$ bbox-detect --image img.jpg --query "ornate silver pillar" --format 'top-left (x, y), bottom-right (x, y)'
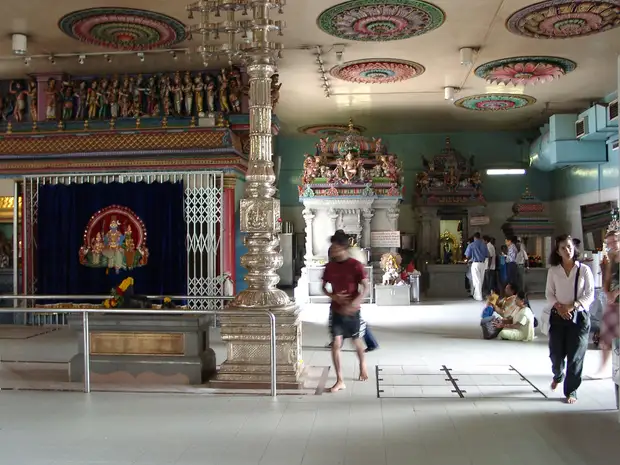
top-left (210, 1), bottom-right (302, 386)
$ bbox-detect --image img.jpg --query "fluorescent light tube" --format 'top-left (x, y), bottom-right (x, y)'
top-left (486, 169), bottom-right (526, 175)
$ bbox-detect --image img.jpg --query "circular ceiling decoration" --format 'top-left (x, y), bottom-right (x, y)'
top-left (298, 124), bottom-right (367, 136)
top-left (506, 0), bottom-right (620, 39)
top-left (474, 56), bottom-right (577, 86)
top-left (330, 59), bottom-right (425, 83)
top-left (316, 0), bottom-right (446, 42)
top-left (454, 94), bottom-right (537, 111)
top-left (58, 7), bottom-right (187, 51)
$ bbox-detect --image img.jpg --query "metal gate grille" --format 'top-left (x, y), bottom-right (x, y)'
top-left (22, 171), bottom-right (225, 324)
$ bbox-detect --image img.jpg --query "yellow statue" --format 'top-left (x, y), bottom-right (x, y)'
top-left (91, 232), bottom-right (104, 265)
top-left (103, 219), bottom-right (125, 273)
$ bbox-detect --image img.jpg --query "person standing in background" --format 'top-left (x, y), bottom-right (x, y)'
top-left (505, 236), bottom-right (519, 286)
top-left (516, 240), bottom-right (529, 291)
top-left (483, 235), bottom-right (496, 295)
top-left (465, 232), bottom-right (489, 301)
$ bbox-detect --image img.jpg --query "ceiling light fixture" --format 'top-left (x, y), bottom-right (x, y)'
top-left (12, 33), bottom-right (27, 55)
top-left (459, 47), bottom-right (475, 66)
top-left (23, 56), bottom-right (31, 66)
top-left (137, 52), bottom-right (145, 62)
top-left (104, 54), bottom-right (112, 63)
top-left (334, 44), bottom-right (345, 65)
top-left (486, 168), bottom-right (526, 176)
top-left (78, 54), bottom-right (86, 65)
top-left (170, 51), bottom-right (177, 60)
top-left (444, 86), bottom-right (456, 101)
top-left (314, 45), bottom-right (332, 98)
top-left (48, 55), bottom-right (56, 65)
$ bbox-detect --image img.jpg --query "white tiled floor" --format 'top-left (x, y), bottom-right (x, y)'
top-left (0, 298), bottom-right (618, 465)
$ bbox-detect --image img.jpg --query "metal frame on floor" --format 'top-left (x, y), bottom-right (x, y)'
top-left (375, 364), bottom-right (547, 399)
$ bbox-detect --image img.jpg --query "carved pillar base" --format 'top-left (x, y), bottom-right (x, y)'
top-left (213, 302), bottom-right (302, 387)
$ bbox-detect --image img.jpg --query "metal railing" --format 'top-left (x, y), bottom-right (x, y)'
top-left (0, 295), bottom-right (278, 397)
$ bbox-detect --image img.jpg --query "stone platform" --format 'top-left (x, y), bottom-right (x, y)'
top-left (68, 314), bottom-right (215, 385)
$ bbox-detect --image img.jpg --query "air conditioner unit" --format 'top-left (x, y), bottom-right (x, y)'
top-left (575, 117), bottom-right (588, 139)
top-left (608, 99), bottom-right (618, 122)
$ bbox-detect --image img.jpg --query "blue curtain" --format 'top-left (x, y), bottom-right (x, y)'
top-left (36, 182), bottom-right (186, 299)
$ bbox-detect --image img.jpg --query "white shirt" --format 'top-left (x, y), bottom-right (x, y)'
top-left (486, 243), bottom-right (496, 270)
top-left (516, 249), bottom-right (528, 266)
top-left (545, 261), bottom-right (595, 311)
top-left (512, 306), bottom-right (535, 341)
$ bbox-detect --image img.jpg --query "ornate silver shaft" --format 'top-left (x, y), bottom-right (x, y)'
top-left (233, 1), bottom-right (289, 309)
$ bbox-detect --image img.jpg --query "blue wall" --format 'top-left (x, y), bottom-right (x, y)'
top-left (277, 131), bottom-right (552, 205)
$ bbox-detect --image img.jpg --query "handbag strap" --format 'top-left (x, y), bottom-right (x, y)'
top-left (573, 263), bottom-right (581, 306)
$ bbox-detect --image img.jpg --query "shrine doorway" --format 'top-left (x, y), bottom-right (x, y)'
top-left (19, 171), bottom-right (225, 325)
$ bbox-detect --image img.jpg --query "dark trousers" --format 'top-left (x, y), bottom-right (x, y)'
top-left (548, 311), bottom-right (591, 398)
top-left (364, 326), bottom-right (379, 350)
top-left (506, 262), bottom-right (518, 287)
top-left (483, 269), bottom-right (498, 295)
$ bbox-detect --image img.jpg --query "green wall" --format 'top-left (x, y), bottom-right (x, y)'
top-left (276, 131), bottom-right (552, 205)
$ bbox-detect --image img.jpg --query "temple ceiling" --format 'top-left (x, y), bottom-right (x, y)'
top-left (0, 1), bottom-right (619, 133)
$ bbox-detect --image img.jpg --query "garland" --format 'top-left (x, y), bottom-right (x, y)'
top-left (103, 277), bottom-right (134, 308)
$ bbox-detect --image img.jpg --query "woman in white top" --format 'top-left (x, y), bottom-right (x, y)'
top-left (545, 234), bottom-right (595, 404)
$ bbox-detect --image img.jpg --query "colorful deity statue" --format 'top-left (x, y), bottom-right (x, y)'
top-left (90, 232), bottom-right (104, 265)
top-left (206, 76), bottom-right (216, 113)
top-left (9, 80), bottom-right (28, 122)
top-left (218, 69), bottom-right (230, 112)
top-left (87, 80), bottom-right (99, 120)
top-left (194, 74), bottom-right (205, 116)
top-left (171, 72), bottom-right (183, 115)
top-left (343, 152), bottom-right (360, 183)
top-left (27, 78), bottom-right (37, 121)
top-left (270, 74), bottom-right (281, 111)
top-left (103, 219), bottom-right (125, 273)
top-left (109, 77), bottom-right (120, 119)
top-left (75, 81), bottom-right (87, 121)
top-left (45, 78), bottom-right (58, 120)
top-left (98, 78), bottom-right (109, 120)
top-left (182, 71), bottom-right (194, 116)
top-left (62, 82), bottom-right (75, 120)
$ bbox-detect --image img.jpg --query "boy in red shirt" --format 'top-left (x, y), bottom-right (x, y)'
top-left (322, 230), bottom-right (370, 392)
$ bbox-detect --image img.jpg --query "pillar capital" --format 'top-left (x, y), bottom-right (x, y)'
top-left (223, 174), bottom-right (238, 190)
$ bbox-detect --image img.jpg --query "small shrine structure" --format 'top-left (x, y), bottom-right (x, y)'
top-left (295, 120), bottom-right (404, 303)
top-left (413, 137), bottom-right (486, 264)
top-left (501, 187), bottom-right (555, 293)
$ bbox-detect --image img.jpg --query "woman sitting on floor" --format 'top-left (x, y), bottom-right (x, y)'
top-left (495, 291), bottom-right (535, 342)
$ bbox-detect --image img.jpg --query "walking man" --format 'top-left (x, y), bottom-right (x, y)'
top-left (465, 232), bottom-right (488, 301)
top-left (483, 235), bottom-right (496, 294)
top-left (322, 230), bottom-right (370, 392)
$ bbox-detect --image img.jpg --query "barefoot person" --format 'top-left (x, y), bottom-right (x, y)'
top-left (322, 230), bottom-right (370, 392)
top-left (545, 234), bottom-right (595, 404)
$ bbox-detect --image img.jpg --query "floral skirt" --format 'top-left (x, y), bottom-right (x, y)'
top-left (600, 302), bottom-right (620, 349)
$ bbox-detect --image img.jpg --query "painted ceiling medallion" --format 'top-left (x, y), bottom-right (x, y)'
top-left (454, 94), bottom-right (537, 111)
top-left (58, 7), bottom-right (187, 51)
top-left (475, 56), bottom-right (577, 86)
top-left (331, 59), bottom-right (425, 83)
top-left (317, 0), bottom-right (446, 42)
top-left (506, 0), bottom-right (620, 39)
top-left (298, 124), bottom-right (366, 136)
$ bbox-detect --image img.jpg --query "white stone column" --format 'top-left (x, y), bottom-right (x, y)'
top-left (362, 208), bottom-right (374, 248)
top-left (302, 207), bottom-right (315, 265)
top-left (387, 207), bottom-right (400, 230)
top-left (328, 208), bottom-right (339, 236)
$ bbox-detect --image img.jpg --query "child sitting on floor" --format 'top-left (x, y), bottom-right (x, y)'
top-left (480, 292), bottom-right (502, 340)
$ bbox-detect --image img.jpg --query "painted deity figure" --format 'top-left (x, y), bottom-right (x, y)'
top-left (90, 232), bottom-right (104, 265)
top-left (194, 74), bottom-right (205, 116)
top-left (27, 79), bottom-right (37, 122)
top-left (302, 154), bottom-right (317, 184)
top-left (146, 76), bottom-right (159, 116)
top-left (62, 82), bottom-right (75, 120)
top-left (132, 74), bottom-right (144, 117)
top-left (103, 219), bottom-right (125, 273)
top-left (206, 76), bottom-right (216, 113)
top-left (75, 82), bottom-right (87, 120)
top-left (182, 72), bottom-right (193, 116)
top-left (160, 75), bottom-right (171, 116)
top-left (98, 78), bottom-right (109, 120)
top-left (270, 74), bottom-right (281, 111)
top-left (119, 77), bottom-right (131, 118)
top-left (343, 152), bottom-right (360, 183)
top-left (87, 80), bottom-right (99, 120)
top-left (9, 81), bottom-right (28, 122)
top-left (45, 78), bottom-right (58, 120)
top-left (228, 68), bottom-right (242, 113)
top-left (109, 77), bottom-right (120, 119)
top-left (123, 225), bottom-right (136, 268)
top-left (218, 70), bottom-right (230, 112)
top-left (171, 72), bottom-right (183, 115)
